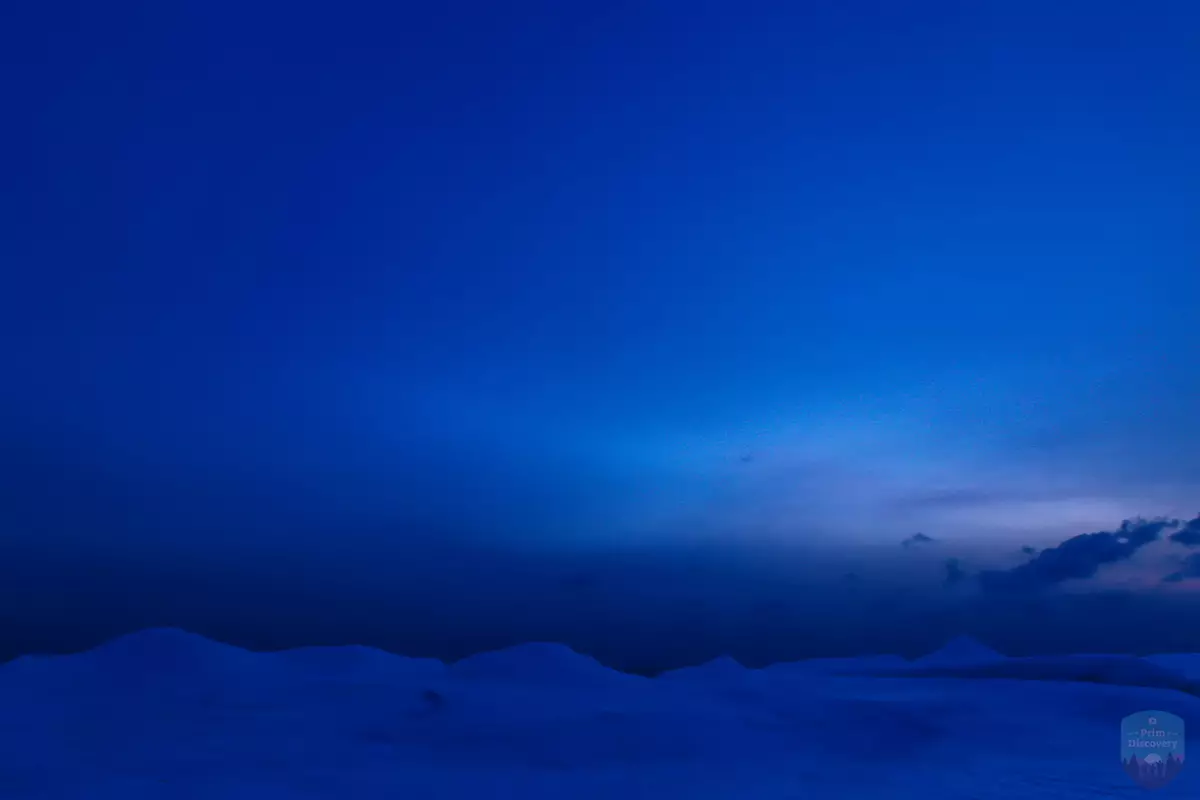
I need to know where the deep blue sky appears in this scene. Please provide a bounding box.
[3,0,1199,667]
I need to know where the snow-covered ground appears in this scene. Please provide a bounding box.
[0,629,1195,798]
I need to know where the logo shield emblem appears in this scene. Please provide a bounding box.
[1122,710,1185,789]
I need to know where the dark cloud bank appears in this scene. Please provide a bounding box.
[978,517,1188,593]
[1169,516,1200,547]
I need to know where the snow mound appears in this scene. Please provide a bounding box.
[657,656,752,683]
[0,628,286,724]
[450,642,635,686]
[268,644,445,682]
[1145,653,1200,680]
[81,628,254,671]
[4,628,263,693]
[764,654,909,675]
[915,635,1004,666]
[879,653,1200,696]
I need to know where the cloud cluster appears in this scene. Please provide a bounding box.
[1163,553,1200,584]
[1168,516,1200,547]
[978,518,1179,593]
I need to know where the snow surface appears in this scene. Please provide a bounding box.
[0,629,1196,798]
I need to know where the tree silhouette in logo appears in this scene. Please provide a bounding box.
[1123,752,1184,789]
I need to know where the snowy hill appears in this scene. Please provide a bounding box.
[450,642,638,687]
[1145,654,1200,680]
[0,629,1196,798]
[658,655,753,683]
[267,643,444,679]
[914,635,1005,666]
[763,653,910,675]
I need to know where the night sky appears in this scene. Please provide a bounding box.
[3,0,1199,671]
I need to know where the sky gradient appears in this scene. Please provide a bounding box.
[3,0,1199,667]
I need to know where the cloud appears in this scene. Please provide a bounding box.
[889,487,1007,511]
[978,517,1179,593]
[1162,553,1200,583]
[1168,515,1200,547]
[902,532,937,548]
[1020,545,1038,556]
